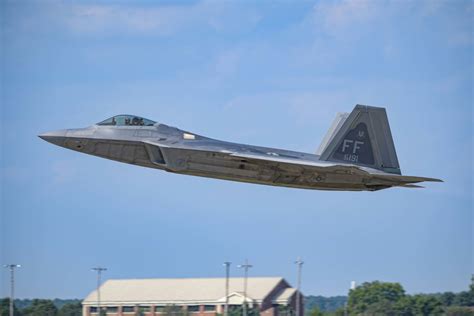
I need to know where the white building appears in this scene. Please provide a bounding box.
[82,277,303,316]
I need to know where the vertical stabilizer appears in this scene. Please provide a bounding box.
[316,112,349,155]
[320,105,401,174]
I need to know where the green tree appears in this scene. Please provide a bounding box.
[348,281,406,315]
[229,305,243,316]
[228,305,260,316]
[308,307,324,316]
[332,307,345,316]
[411,295,443,316]
[364,299,400,316]
[454,291,474,307]
[393,296,415,316]
[57,302,82,316]
[304,296,347,314]
[247,306,260,316]
[162,305,187,316]
[445,306,474,316]
[1,298,21,316]
[440,292,457,306]
[22,299,57,316]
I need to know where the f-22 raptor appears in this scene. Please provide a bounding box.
[39,105,442,191]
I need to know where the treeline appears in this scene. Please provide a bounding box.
[11,299,81,311]
[305,296,347,312]
[308,280,474,316]
[1,279,473,316]
[0,299,81,316]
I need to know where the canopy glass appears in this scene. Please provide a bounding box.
[97,115,156,126]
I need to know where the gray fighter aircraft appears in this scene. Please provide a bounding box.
[39,105,442,191]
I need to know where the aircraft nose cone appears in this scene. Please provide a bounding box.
[38,129,68,146]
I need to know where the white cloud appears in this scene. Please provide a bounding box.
[65,3,194,35]
[61,1,260,36]
[311,0,381,35]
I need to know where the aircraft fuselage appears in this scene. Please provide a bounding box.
[39,108,442,191]
[40,124,376,191]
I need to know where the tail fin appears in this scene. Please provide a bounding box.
[319,105,401,174]
[316,112,349,156]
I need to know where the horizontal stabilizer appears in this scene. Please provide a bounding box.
[398,184,425,188]
[372,174,443,184]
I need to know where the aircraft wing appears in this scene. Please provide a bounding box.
[144,140,442,186]
[229,152,442,184]
[145,140,370,175]
[228,152,369,175]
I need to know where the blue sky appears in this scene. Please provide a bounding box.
[1,0,472,299]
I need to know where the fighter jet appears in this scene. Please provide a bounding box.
[39,105,442,191]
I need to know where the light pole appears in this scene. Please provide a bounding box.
[237,259,253,316]
[3,264,21,316]
[294,258,303,316]
[223,262,231,316]
[91,267,107,315]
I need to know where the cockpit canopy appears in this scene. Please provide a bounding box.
[97,115,156,127]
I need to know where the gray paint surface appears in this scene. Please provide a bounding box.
[39,105,442,191]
